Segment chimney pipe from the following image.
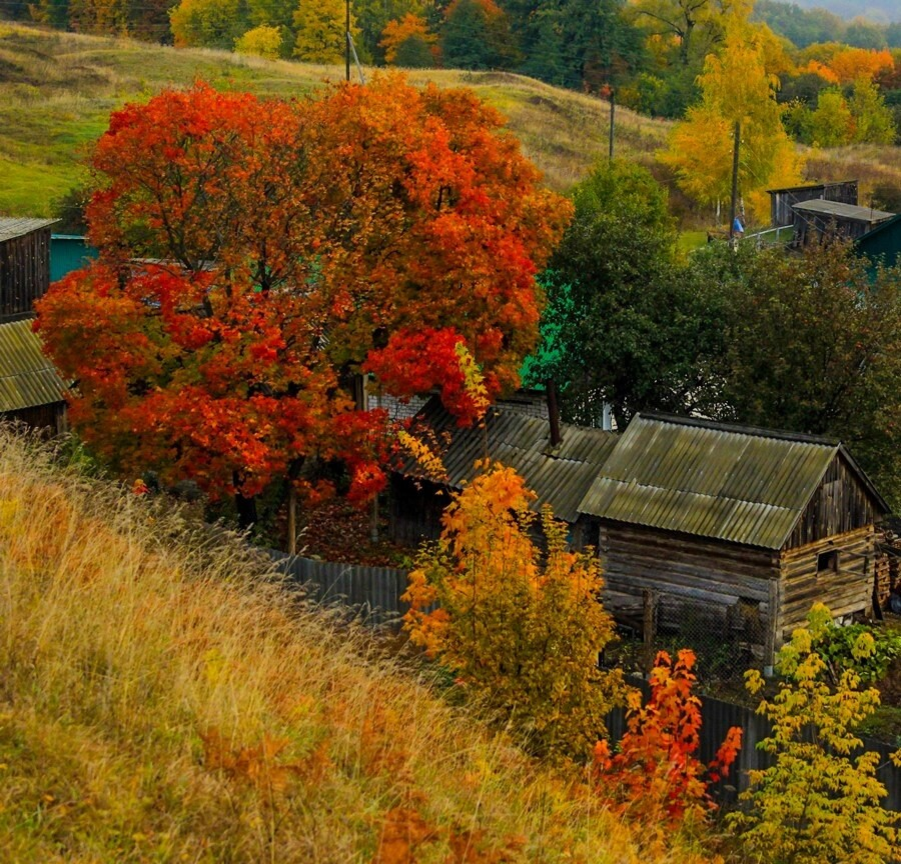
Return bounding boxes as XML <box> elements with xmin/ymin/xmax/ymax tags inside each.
<box><xmin>546</xmin><ymin>379</ymin><xmax>562</xmax><ymax>447</ymax></box>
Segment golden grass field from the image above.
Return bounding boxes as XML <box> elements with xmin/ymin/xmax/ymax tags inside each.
<box><xmin>0</xmin><ymin>428</ymin><xmax>723</xmax><ymax>863</ymax></box>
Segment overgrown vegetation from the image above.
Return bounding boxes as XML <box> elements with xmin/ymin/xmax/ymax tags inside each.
<box><xmin>0</xmin><ymin>427</ymin><xmax>714</xmax><ymax>863</ymax></box>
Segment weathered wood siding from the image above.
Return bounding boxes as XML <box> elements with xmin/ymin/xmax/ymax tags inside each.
<box><xmin>770</xmin><ymin>182</ymin><xmax>858</xmax><ymax>228</ymax></box>
<box><xmin>0</xmin><ymin>228</ymin><xmax>52</xmax><ymax>321</ymax></box>
<box><xmin>596</xmin><ymin>521</ymin><xmax>779</xmax><ymax>635</ymax></box>
<box><xmin>0</xmin><ymin>401</ymin><xmax>66</xmax><ymax>434</ymax></box>
<box><xmin>785</xmin><ymin>455</ymin><xmax>880</xmax><ymax>548</ymax></box>
<box><xmin>779</xmin><ymin>527</ymin><xmax>875</xmax><ymax>636</ymax></box>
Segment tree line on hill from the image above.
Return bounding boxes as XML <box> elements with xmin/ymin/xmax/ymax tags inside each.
<box><xmin>5</xmin><ymin>0</ymin><xmax>901</xmax><ymax>134</ymax></box>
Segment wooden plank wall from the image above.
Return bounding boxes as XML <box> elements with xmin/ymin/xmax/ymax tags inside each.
<box><xmin>779</xmin><ymin>526</ymin><xmax>875</xmax><ymax>636</ymax></box>
<box><xmin>785</xmin><ymin>456</ymin><xmax>880</xmax><ymax>549</ymax></box>
<box><xmin>388</xmin><ymin>474</ymin><xmax>448</xmax><ymax>545</ymax></box>
<box><xmin>0</xmin><ymin>228</ymin><xmax>52</xmax><ymax>321</ymax></box>
<box><xmin>597</xmin><ymin>521</ymin><xmax>779</xmax><ymax>637</ymax></box>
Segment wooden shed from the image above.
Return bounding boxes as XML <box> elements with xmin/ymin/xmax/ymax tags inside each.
<box><xmin>578</xmin><ymin>414</ymin><xmax>890</xmax><ymax>664</ymax></box>
<box><xmin>792</xmin><ymin>199</ymin><xmax>894</xmax><ymax>246</ymax></box>
<box><xmin>768</xmin><ymin>181</ymin><xmax>858</xmax><ymax>228</ymax></box>
<box><xmin>0</xmin><ymin>318</ymin><xmax>69</xmax><ymax>432</ymax></box>
<box><xmin>856</xmin><ymin>213</ymin><xmax>901</xmax><ymax>270</ymax></box>
<box><xmin>389</xmin><ymin>397</ymin><xmax>618</xmax><ymax>545</ymax></box>
<box><xmin>0</xmin><ymin>218</ymin><xmax>58</xmax><ymax>323</ymax></box>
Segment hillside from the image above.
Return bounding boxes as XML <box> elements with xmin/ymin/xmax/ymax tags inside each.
<box><xmin>0</xmin><ymin>22</ymin><xmax>667</xmax><ymax>217</ymax></box>
<box><xmin>1</xmin><ymin>22</ymin><xmax>899</xmax><ymax>224</ymax></box>
<box><xmin>0</xmin><ymin>428</ymin><xmax>717</xmax><ymax>863</ymax></box>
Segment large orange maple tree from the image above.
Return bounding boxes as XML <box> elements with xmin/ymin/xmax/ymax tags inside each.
<box><xmin>37</xmin><ymin>78</ymin><xmax>569</xmax><ymax>522</ymax></box>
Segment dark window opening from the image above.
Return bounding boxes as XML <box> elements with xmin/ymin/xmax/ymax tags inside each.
<box><xmin>817</xmin><ymin>549</ymin><xmax>839</xmax><ymax>574</ymax></box>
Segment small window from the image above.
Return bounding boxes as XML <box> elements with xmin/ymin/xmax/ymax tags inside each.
<box><xmin>817</xmin><ymin>549</ymin><xmax>839</xmax><ymax>574</ymax></box>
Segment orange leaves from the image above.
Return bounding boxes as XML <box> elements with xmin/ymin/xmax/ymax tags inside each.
<box><xmin>592</xmin><ymin>650</ymin><xmax>741</xmax><ymax>839</ymax></box>
<box><xmin>403</xmin><ymin>462</ymin><xmax>622</xmax><ymax>760</ymax></box>
<box><xmin>38</xmin><ymin>77</ymin><xmax>567</xmax><ymax>507</ymax></box>
<box><xmin>200</xmin><ymin>728</ymin><xmax>322</xmax><ymax>795</ymax></box>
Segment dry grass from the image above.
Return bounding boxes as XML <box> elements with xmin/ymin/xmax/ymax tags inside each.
<box><xmin>0</xmin><ymin>22</ymin><xmax>668</xmax><ymax>216</ymax></box>
<box><xmin>0</xmin><ymin>428</ymin><xmax>716</xmax><ymax>863</ymax></box>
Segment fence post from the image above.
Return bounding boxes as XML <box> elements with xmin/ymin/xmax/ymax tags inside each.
<box><xmin>642</xmin><ymin>589</ymin><xmax>658</xmax><ymax>673</ymax></box>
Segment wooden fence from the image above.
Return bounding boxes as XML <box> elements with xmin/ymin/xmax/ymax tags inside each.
<box><xmin>270</xmin><ymin>552</ymin><xmax>411</xmax><ymax>626</ymax></box>
<box><xmin>266</xmin><ymin>553</ymin><xmax>901</xmax><ymax>810</ymax></box>
<box><xmin>609</xmin><ymin>676</ymin><xmax>901</xmax><ymax>811</ymax></box>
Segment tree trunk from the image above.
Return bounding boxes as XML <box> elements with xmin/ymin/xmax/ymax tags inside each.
<box><xmin>234</xmin><ymin>472</ymin><xmax>257</xmax><ymax>531</ymax></box>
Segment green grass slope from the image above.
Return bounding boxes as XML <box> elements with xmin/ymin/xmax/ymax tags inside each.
<box><xmin>0</xmin><ymin>429</ymin><xmax>718</xmax><ymax>863</ymax></box>
<box><xmin>0</xmin><ymin>22</ymin><xmax>668</xmax><ymax>216</ymax></box>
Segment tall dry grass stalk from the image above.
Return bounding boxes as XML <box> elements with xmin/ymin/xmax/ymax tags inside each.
<box><xmin>0</xmin><ymin>428</ymin><xmax>715</xmax><ymax>863</ymax></box>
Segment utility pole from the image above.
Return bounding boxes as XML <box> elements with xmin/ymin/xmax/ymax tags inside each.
<box><xmin>728</xmin><ymin>120</ymin><xmax>741</xmax><ymax>244</ymax></box>
<box><xmin>608</xmin><ymin>87</ymin><xmax>615</xmax><ymax>162</ymax></box>
<box><xmin>345</xmin><ymin>0</ymin><xmax>351</xmax><ymax>83</ymax></box>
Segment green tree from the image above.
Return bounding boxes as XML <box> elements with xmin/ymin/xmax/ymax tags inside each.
<box><xmin>729</xmin><ymin>604</ymin><xmax>901</xmax><ymax>864</ymax></box>
<box><xmin>440</xmin><ymin>0</ymin><xmax>514</xmax><ymax>70</ymax></box>
<box><xmin>808</xmin><ymin>88</ymin><xmax>853</xmax><ymax>146</ymax></box>
<box><xmin>170</xmin><ymin>0</ymin><xmax>247</xmax><ymax>48</ymax></box>
<box><xmin>294</xmin><ymin>0</ymin><xmax>353</xmax><ymax>62</ymax></box>
<box><xmin>850</xmin><ymin>76</ymin><xmax>897</xmax><ymax>144</ymax></box>
<box><xmin>689</xmin><ymin>240</ymin><xmax>901</xmax><ymax>508</ymax></box>
<box><xmin>524</xmin><ymin>160</ymin><xmax>714</xmax><ymax>430</ymax></box>
<box><xmin>403</xmin><ymin>462</ymin><xmax>624</xmax><ymax>761</ymax></box>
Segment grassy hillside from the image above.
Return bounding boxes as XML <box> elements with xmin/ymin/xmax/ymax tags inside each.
<box><xmin>0</xmin><ymin>22</ymin><xmax>667</xmax><ymax>217</ymax></box>
<box><xmin>0</xmin><ymin>428</ymin><xmax>716</xmax><ymax>863</ymax></box>
<box><xmin>1</xmin><ymin>22</ymin><xmax>898</xmax><ymax>224</ymax></box>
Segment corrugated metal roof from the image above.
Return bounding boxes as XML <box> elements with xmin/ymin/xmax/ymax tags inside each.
<box><xmin>0</xmin><ymin>218</ymin><xmax>59</xmax><ymax>243</ymax></box>
<box><xmin>401</xmin><ymin>397</ymin><xmax>618</xmax><ymax>523</ymax></box>
<box><xmin>793</xmin><ymin>200</ymin><xmax>894</xmax><ymax>223</ymax></box>
<box><xmin>578</xmin><ymin>414</ymin><xmax>847</xmax><ymax>549</ymax></box>
<box><xmin>0</xmin><ymin>318</ymin><xmax>69</xmax><ymax>412</ymax></box>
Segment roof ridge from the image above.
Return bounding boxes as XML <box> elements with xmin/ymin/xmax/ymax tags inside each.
<box><xmin>634</xmin><ymin>411</ymin><xmax>840</xmax><ymax>447</ymax></box>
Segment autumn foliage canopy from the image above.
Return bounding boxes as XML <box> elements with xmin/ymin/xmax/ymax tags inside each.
<box><xmin>37</xmin><ymin>78</ymin><xmax>569</xmax><ymax>503</ymax></box>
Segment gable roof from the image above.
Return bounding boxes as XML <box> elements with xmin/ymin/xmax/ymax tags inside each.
<box><xmin>0</xmin><ymin>218</ymin><xmax>59</xmax><ymax>243</ymax></box>
<box><xmin>0</xmin><ymin>319</ymin><xmax>69</xmax><ymax>413</ymax></box>
<box><xmin>578</xmin><ymin>413</ymin><xmax>888</xmax><ymax>549</ymax></box>
<box><xmin>401</xmin><ymin>397</ymin><xmax>618</xmax><ymax>523</ymax></box>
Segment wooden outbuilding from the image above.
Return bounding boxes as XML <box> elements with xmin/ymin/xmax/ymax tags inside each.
<box><xmin>392</xmin><ymin>406</ymin><xmax>890</xmax><ymax>664</ymax></box>
<box><xmin>0</xmin><ymin>318</ymin><xmax>69</xmax><ymax>432</ymax></box>
<box><xmin>856</xmin><ymin>213</ymin><xmax>901</xmax><ymax>270</ymax></box>
<box><xmin>792</xmin><ymin>199</ymin><xmax>894</xmax><ymax>246</ymax></box>
<box><xmin>389</xmin><ymin>396</ymin><xmax>617</xmax><ymax>545</ymax></box>
<box><xmin>0</xmin><ymin>218</ymin><xmax>58</xmax><ymax>323</ymax></box>
<box><xmin>578</xmin><ymin>414</ymin><xmax>889</xmax><ymax>664</ymax></box>
<box><xmin>768</xmin><ymin>181</ymin><xmax>858</xmax><ymax>228</ymax></box>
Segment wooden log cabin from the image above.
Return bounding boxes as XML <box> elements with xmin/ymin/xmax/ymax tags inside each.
<box><xmin>0</xmin><ymin>218</ymin><xmax>69</xmax><ymax>432</ymax></box>
<box><xmin>389</xmin><ymin>396</ymin><xmax>618</xmax><ymax>545</ymax></box>
<box><xmin>578</xmin><ymin>414</ymin><xmax>890</xmax><ymax>664</ymax></box>
<box><xmin>0</xmin><ymin>218</ymin><xmax>57</xmax><ymax>322</ymax></box>
<box><xmin>392</xmin><ymin>405</ymin><xmax>890</xmax><ymax>664</ymax></box>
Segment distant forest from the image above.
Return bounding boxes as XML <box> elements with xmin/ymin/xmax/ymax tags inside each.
<box><xmin>2</xmin><ymin>0</ymin><xmax>900</xmax><ymax>135</ymax></box>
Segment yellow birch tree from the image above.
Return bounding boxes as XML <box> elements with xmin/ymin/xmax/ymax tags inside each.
<box><xmin>659</xmin><ymin>11</ymin><xmax>803</xmax><ymax>223</ymax></box>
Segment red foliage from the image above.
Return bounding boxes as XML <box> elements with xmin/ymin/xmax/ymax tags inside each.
<box><xmin>36</xmin><ymin>78</ymin><xmax>570</xmax><ymax>503</ymax></box>
<box><xmin>592</xmin><ymin>650</ymin><xmax>742</xmax><ymax>832</ymax></box>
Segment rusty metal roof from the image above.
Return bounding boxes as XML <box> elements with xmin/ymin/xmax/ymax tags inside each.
<box><xmin>0</xmin><ymin>218</ymin><xmax>59</xmax><ymax>243</ymax></box>
<box><xmin>577</xmin><ymin>413</ymin><xmax>884</xmax><ymax>549</ymax></box>
<box><xmin>0</xmin><ymin>319</ymin><xmax>69</xmax><ymax>413</ymax></box>
<box><xmin>402</xmin><ymin>397</ymin><xmax>618</xmax><ymax>523</ymax></box>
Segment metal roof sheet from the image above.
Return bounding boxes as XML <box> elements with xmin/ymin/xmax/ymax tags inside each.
<box><xmin>0</xmin><ymin>319</ymin><xmax>69</xmax><ymax>412</ymax></box>
<box><xmin>0</xmin><ymin>218</ymin><xmax>59</xmax><ymax>243</ymax></box>
<box><xmin>792</xmin><ymin>200</ymin><xmax>894</xmax><ymax>223</ymax></box>
<box><xmin>401</xmin><ymin>397</ymin><xmax>618</xmax><ymax>523</ymax></box>
<box><xmin>577</xmin><ymin>414</ymin><xmax>848</xmax><ymax>549</ymax></box>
